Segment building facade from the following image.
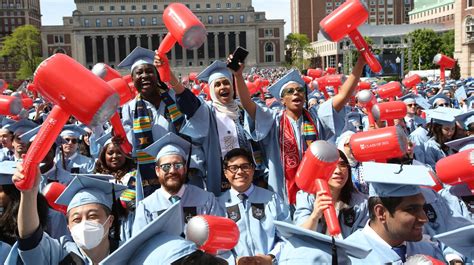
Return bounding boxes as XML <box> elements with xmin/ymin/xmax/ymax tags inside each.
<box><xmin>408</xmin><ymin>0</ymin><xmax>454</xmax><ymax>29</ymax></box>
<box><xmin>291</xmin><ymin>0</ymin><xmax>414</xmax><ymax>42</ymax></box>
<box><xmin>0</xmin><ymin>0</ymin><xmax>41</xmax><ymax>84</ymax></box>
<box><xmin>41</xmin><ymin>0</ymin><xmax>285</xmax><ymax>76</ymax></box>
<box><xmin>454</xmin><ymin>0</ymin><xmax>474</xmax><ymax>77</ymax></box>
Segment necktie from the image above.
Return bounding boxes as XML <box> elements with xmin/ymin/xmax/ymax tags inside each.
<box><xmin>169</xmin><ymin>195</ymin><xmax>181</xmax><ymax>204</ymax></box>
<box><xmin>409</xmin><ymin>119</ymin><xmax>415</xmax><ymax>133</ymax></box>
<box><xmin>392</xmin><ymin>245</ymin><xmax>407</xmax><ymax>262</ymax></box>
<box><xmin>237</xmin><ymin>193</ymin><xmax>248</xmax><ymax>208</ymax></box>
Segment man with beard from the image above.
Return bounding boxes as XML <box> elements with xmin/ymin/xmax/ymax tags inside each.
<box><xmin>131</xmin><ymin>133</ymin><xmax>224</xmax><ymax>236</ymax></box>
<box><xmin>345</xmin><ymin>162</ymin><xmax>445</xmax><ymax>263</ymax></box>
<box><xmin>118</xmin><ymin>47</ymin><xmax>185</xmax><ymax>198</ymax></box>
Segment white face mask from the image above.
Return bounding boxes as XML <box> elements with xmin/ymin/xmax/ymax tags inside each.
<box><xmin>70</xmin><ymin>216</ymin><xmax>110</xmax><ymax>250</ymax></box>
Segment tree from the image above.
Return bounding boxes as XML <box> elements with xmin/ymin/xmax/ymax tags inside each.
<box><xmin>284</xmin><ymin>33</ymin><xmax>313</xmax><ymax>70</ymax></box>
<box><xmin>450</xmin><ymin>60</ymin><xmax>461</xmax><ymax>80</ymax></box>
<box><xmin>439</xmin><ymin>30</ymin><xmax>454</xmax><ymax>57</ymax></box>
<box><xmin>408</xmin><ymin>29</ymin><xmax>441</xmax><ymax>70</ymax></box>
<box><xmin>0</xmin><ymin>25</ymin><xmax>43</xmax><ymax>80</ymax></box>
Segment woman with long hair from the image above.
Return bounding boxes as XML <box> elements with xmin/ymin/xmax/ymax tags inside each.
<box><xmin>424</xmin><ymin>109</ymin><xmax>457</xmax><ymax>170</ymax></box>
<box><xmin>293</xmin><ymin>150</ymin><xmax>368</xmax><ymax>238</ymax></box>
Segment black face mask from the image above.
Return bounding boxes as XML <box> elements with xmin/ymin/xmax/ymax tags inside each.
<box><xmin>0</xmin><ymin>206</ymin><xmax>4</xmax><ymax>217</ymax></box>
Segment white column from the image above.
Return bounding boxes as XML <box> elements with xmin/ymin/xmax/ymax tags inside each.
<box><xmin>224</xmin><ymin>32</ymin><xmax>229</xmax><ymax>57</ymax></box>
<box><xmin>236</xmin><ymin>32</ymin><xmax>240</xmax><ymax>47</ymax></box>
<box><xmin>92</xmin><ymin>36</ymin><xmax>98</xmax><ymax>64</ymax></box>
<box><xmin>113</xmin><ymin>35</ymin><xmax>119</xmax><ymax>63</ymax></box>
<box><xmin>125</xmin><ymin>35</ymin><xmax>130</xmax><ymax>54</ymax></box>
<box><xmin>147</xmin><ymin>34</ymin><xmax>152</xmax><ymax>50</ymax></box>
<box><xmin>204</xmin><ymin>38</ymin><xmax>209</xmax><ymax>65</ymax></box>
<box><xmin>136</xmin><ymin>35</ymin><xmax>141</xmax><ymax>47</ymax></box>
<box><xmin>103</xmin><ymin>36</ymin><xmax>108</xmax><ymax>63</ymax></box>
<box><xmin>214</xmin><ymin>32</ymin><xmax>219</xmax><ymax>59</ymax></box>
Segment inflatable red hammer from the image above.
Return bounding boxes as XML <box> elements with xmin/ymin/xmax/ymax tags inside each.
<box><xmin>186</xmin><ymin>215</ymin><xmax>239</xmax><ymax>255</ymax></box>
<box><xmin>296</xmin><ymin>140</ymin><xmax>341</xmax><ymax>236</ymax></box>
<box><xmin>357</xmin><ymin>89</ymin><xmax>377</xmax><ymax>127</ymax></box>
<box><xmin>436</xmin><ymin>149</ymin><xmax>474</xmax><ymax>189</ymax></box>
<box><xmin>315</xmin><ymin>74</ymin><xmax>346</xmax><ymax>98</ymax></box>
<box><xmin>377</xmin><ymin>81</ymin><xmax>404</xmax><ymax>100</ymax></box>
<box><xmin>16</xmin><ymin>54</ymin><xmax>119</xmax><ymax>190</ymax></box>
<box><xmin>433</xmin><ymin>54</ymin><xmax>455</xmax><ymax>83</ymax></box>
<box><xmin>320</xmin><ymin>0</ymin><xmax>382</xmax><ymax>73</ymax></box>
<box><xmin>307</xmin><ymin>68</ymin><xmax>323</xmax><ymax>79</ymax></box>
<box><xmin>402</xmin><ymin>74</ymin><xmax>421</xmax><ymax>95</ymax></box>
<box><xmin>157</xmin><ymin>3</ymin><xmax>207</xmax><ymax>82</ymax></box>
<box><xmin>350</xmin><ymin>125</ymin><xmax>408</xmax><ymax>163</ymax></box>
<box><xmin>0</xmin><ymin>95</ymin><xmax>22</xmax><ymax>116</ymax></box>
<box><xmin>325</xmin><ymin>67</ymin><xmax>337</xmax><ymax>75</ymax></box>
<box><xmin>42</xmin><ymin>182</ymin><xmax>68</xmax><ymax>215</ymax></box>
<box><xmin>371</xmin><ymin>101</ymin><xmax>407</xmax><ymax>126</ymax></box>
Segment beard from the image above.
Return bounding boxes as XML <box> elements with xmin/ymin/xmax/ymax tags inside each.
<box><xmin>159</xmin><ymin>173</ymin><xmax>185</xmax><ymax>194</ymax></box>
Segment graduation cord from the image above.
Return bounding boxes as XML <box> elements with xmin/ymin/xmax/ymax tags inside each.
<box><xmin>331</xmin><ymin>236</ymin><xmax>338</xmax><ymax>265</ymax></box>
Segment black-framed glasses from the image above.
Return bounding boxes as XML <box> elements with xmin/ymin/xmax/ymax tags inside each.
<box><xmin>406</xmin><ymin>104</ymin><xmax>416</xmax><ymax>107</ymax></box>
<box><xmin>63</xmin><ymin>138</ymin><xmax>78</xmax><ymax>144</ymax></box>
<box><xmin>436</xmin><ymin>103</ymin><xmax>449</xmax><ymax>107</ymax></box>
<box><xmin>225</xmin><ymin>163</ymin><xmax>254</xmax><ymax>173</ymax></box>
<box><xmin>158</xmin><ymin>162</ymin><xmax>185</xmax><ymax>172</ymax></box>
<box><xmin>282</xmin><ymin>86</ymin><xmax>305</xmax><ymax>96</ymax></box>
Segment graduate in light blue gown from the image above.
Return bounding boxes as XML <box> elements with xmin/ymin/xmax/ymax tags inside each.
<box><xmin>218</xmin><ymin>148</ymin><xmax>290</xmax><ymax>264</ymax></box>
<box><xmin>294</xmin><ymin>150</ymin><xmax>368</xmax><ymax>238</ymax></box>
<box><xmin>455</xmin><ymin>110</ymin><xmax>474</xmax><ymax>138</ymax></box>
<box><xmin>434</xmin><ymin>224</ymin><xmax>474</xmax><ymax>264</ymax></box>
<box><xmin>54</xmin><ymin>125</ymin><xmax>95</xmax><ymax>174</ymax></box>
<box><xmin>132</xmin><ymin>132</ymin><xmax>224</xmax><ymax>237</ymax></box>
<box><xmin>6</xmin><ymin>173</ymin><xmax>126</xmax><ymax>265</ymax></box>
<box><xmin>274</xmin><ymin>221</ymin><xmax>372</xmax><ymax>264</ymax></box>
<box><xmin>345</xmin><ymin>162</ymin><xmax>445</xmax><ymax>264</ymax></box>
<box><xmin>235</xmin><ymin>56</ymin><xmax>367</xmax><ymax>204</ymax></box>
<box><xmin>0</xmin><ymin>241</ymin><xmax>11</xmax><ymax>265</ymax></box>
<box><xmin>0</xmin><ymin>119</ymin><xmax>15</xmax><ymax>162</ymax></box>
<box><xmin>423</xmin><ymin>108</ymin><xmax>461</xmax><ymax>170</ymax></box>
<box><xmin>1</xmin><ymin>119</ymin><xmax>37</xmax><ymax>162</ymax></box>
<box><xmin>400</xmin><ymin>93</ymin><xmax>427</xmax><ymax>135</ymax></box>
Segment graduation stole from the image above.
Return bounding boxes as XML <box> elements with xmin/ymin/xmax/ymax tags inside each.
<box><xmin>160</xmin><ymin>90</ymin><xmax>184</xmax><ymax>132</ymax></box>
<box><xmin>133</xmin><ymin>95</ymin><xmax>156</xmax><ymax>182</ymax></box>
<box><xmin>279</xmin><ymin>109</ymin><xmax>318</xmax><ymax>204</ymax></box>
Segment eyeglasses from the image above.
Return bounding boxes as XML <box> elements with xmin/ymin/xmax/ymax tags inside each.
<box><xmin>63</xmin><ymin>138</ymin><xmax>78</xmax><ymax>144</ymax></box>
<box><xmin>225</xmin><ymin>163</ymin><xmax>254</xmax><ymax>173</ymax></box>
<box><xmin>282</xmin><ymin>86</ymin><xmax>305</xmax><ymax>96</ymax></box>
<box><xmin>406</xmin><ymin>104</ymin><xmax>416</xmax><ymax>107</ymax></box>
<box><xmin>158</xmin><ymin>162</ymin><xmax>185</xmax><ymax>172</ymax></box>
<box><xmin>436</xmin><ymin>103</ymin><xmax>449</xmax><ymax>107</ymax></box>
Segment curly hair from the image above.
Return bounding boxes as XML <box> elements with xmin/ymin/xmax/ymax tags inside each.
<box><xmin>94</xmin><ymin>140</ymin><xmax>136</xmax><ymax>183</ymax></box>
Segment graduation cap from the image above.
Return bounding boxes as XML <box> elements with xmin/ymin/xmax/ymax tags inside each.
<box><xmin>433</xmin><ymin>224</ymin><xmax>474</xmax><ymax>259</ymax></box>
<box><xmin>1</xmin><ymin>117</ymin><xmax>16</xmax><ymax>130</ymax></box>
<box><xmin>100</xmin><ymin>203</ymin><xmax>197</xmax><ymax>265</ymax></box>
<box><xmin>96</xmin><ymin>131</ymin><xmax>113</xmax><ymax>148</ymax></box>
<box><xmin>274</xmin><ymin>221</ymin><xmax>372</xmax><ymax>260</ymax></box>
<box><xmin>362</xmin><ymin>162</ymin><xmax>435</xmax><ymax>198</ymax></box>
<box><xmin>267</xmin><ymin>69</ymin><xmax>305</xmax><ymax>100</ymax></box>
<box><xmin>414</xmin><ymin>95</ymin><xmax>431</xmax><ymax>110</ymax></box>
<box><xmin>8</xmin><ymin>119</ymin><xmax>37</xmax><ymax>136</ymax></box>
<box><xmin>59</xmin><ymin>124</ymin><xmax>87</xmax><ymax>139</ymax></box>
<box><xmin>466</xmin><ymin>95</ymin><xmax>474</xmax><ymax>110</ymax></box>
<box><xmin>399</xmin><ymin>93</ymin><xmax>416</xmax><ymax>104</ymax></box>
<box><xmin>445</xmin><ymin>136</ymin><xmax>474</xmax><ymax>152</ymax></box>
<box><xmin>196</xmin><ymin>61</ymin><xmax>232</xmax><ymax>85</ymax></box>
<box><xmin>117</xmin><ymin>46</ymin><xmax>155</xmax><ymax>72</ymax></box>
<box><xmin>423</xmin><ymin>107</ymin><xmax>457</xmax><ymax>126</ymax></box>
<box><xmin>143</xmin><ymin>132</ymin><xmax>191</xmax><ymax>162</ymax></box>
<box><xmin>428</xmin><ymin>93</ymin><xmax>451</xmax><ymax>107</ymax></box>
<box><xmin>455</xmin><ymin>110</ymin><xmax>474</xmax><ymax>130</ymax></box>
<box><xmin>55</xmin><ymin>174</ymin><xmax>126</xmax><ymax>212</ymax></box>
<box><xmin>0</xmin><ymin>160</ymin><xmax>16</xmax><ymax>185</ymax></box>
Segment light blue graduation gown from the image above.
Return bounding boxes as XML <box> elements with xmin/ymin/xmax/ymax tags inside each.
<box><xmin>293</xmin><ymin>190</ymin><xmax>368</xmax><ymax>238</ymax></box>
<box><xmin>409</xmin><ymin>127</ymin><xmax>429</xmax><ymax>164</ymax></box>
<box><xmin>0</xmin><ymin>241</ymin><xmax>11</xmax><ymax>265</ymax></box>
<box><xmin>46</xmin><ymin>209</ymin><xmax>69</xmax><ymax>240</ymax></box>
<box><xmin>218</xmin><ymin>185</ymin><xmax>291</xmax><ymax>258</ymax></box>
<box><xmin>424</xmin><ymin>138</ymin><xmax>454</xmax><ymax>170</ymax></box>
<box><xmin>345</xmin><ymin>225</ymin><xmax>444</xmax><ymax>264</ymax></box>
<box><xmin>243</xmin><ymin>99</ymin><xmax>345</xmax><ymax>203</ymax></box>
<box><xmin>132</xmin><ymin>184</ymin><xmax>225</xmax><ymax>236</ymax></box>
<box><xmin>438</xmin><ymin>185</ymin><xmax>474</xmax><ymax>223</ymax></box>
<box><xmin>39</xmin><ymin>164</ymin><xmax>74</xmax><ymax>191</ymax></box>
<box><xmin>0</xmin><ymin>147</ymin><xmax>14</xmax><ymax>162</ymax></box>
<box><xmin>53</xmin><ymin>151</ymin><xmax>95</xmax><ymax>174</ymax></box>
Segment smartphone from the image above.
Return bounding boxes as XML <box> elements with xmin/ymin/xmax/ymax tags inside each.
<box><xmin>227</xmin><ymin>46</ymin><xmax>249</xmax><ymax>71</ymax></box>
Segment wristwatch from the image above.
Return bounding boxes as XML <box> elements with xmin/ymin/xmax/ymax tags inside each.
<box><xmin>268</xmin><ymin>254</ymin><xmax>277</xmax><ymax>265</ymax></box>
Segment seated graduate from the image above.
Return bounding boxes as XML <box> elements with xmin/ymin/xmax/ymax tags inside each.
<box><xmin>272</xmin><ymin>220</ymin><xmax>371</xmax><ymax>264</ymax></box>
<box><xmin>344</xmin><ymin>162</ymin><xmax>445</xmax><ymax>263</ymax></box>
<box><xmin>218</xmin><ymin>148</ymin><xmax>290</xmax><ymax>264</ymax></box>
<box><xmin>293</xmin><ymin>149</ymin><xmax>368</xmax><ymax>239</ymax></box>
<box><xmin>54</xmin><ymin>125</ymin><xmax>95</xmax><ymax>174</ymax></box>
<box><xmin>132</xmin><ymin>132</ymin><xmax>224</xmax><ymax>236</ymax></box>
<box><xmin>101</xmin><ymin>203</ymin><xmax>227</xmax><ymax>265</ymax></box>
<box><xmin>8</xmin><ymin>170</ymin><xmax>126</xmax><ymax>265</ymax></box>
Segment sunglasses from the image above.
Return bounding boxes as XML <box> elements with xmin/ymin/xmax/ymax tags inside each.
<box><xmin>406</xmin><ymin>104</ymin><xmax>417</xmax><ymax>107</ymax></box>
<box><xmin>63</xmin><ymin>138</ymin><xmax>78</xmax><ymax>144</ymax></box>
<box><xmin>436</xmin><ymin>103</ymin><xmax>449</xmax><ymax>107</ymax></box>
<box><xmin>158</xmin><ymin>162</ymin><xmax>185</xmax><ymax>172</ymax></box>
<box><xmin>225</xmin><ymin>163</ymin><xmax>254</xmax><ymax>173</ymax></box>
<box><xmin>282</xmin><ymin>86</ymin><xmax>305</xmax><ymax>96</ymax></box>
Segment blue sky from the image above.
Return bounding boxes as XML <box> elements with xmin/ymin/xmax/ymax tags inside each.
<box><xmin>39</xmin><ymin>0</ymin><xmax>292</xmax><ymax>36</ymax></box>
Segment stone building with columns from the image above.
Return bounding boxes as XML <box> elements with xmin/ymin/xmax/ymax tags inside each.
<box><xmin>40</xmin><ymin>0</ymin><xmax>285</xmax><ymax>76</ymax></box>
<box><xmin>454</xmin><ymin>0</ymin><xmax>474</xmax><ymax>77</ymax></box>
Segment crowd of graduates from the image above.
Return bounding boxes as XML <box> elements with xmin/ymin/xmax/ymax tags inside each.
<box><xmin>0</xmin><ymin>45</ymin><xmax>472</xmax><ymax>265</ymax></box>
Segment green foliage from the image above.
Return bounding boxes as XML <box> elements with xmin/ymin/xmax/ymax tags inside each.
<box><xmin>408</xmin><ymin>29</ymin><xmax>440</xmax><ymax>70</ymax></box>
<box><xmin>285</xmin><ymin>33</ymin><xmax>313</xmax><ymax>70</ymax></box>
<box><xmin>450</xmin><ymin>60</ymin><xmax>461</xmax><ymax>80</ymax></box>
<box><xmin>439</xmin><ymin>30</ymin><xmax>454</xmax><ymax>57</ymax></box>
<box><xmin>0</xmin><ymin>25</ymin><xmax>42</xmax><ymax>80</ymax></box>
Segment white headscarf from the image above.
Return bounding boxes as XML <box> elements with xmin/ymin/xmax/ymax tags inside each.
<box><xmin>209</xmin><ymin>78</ymin><xmax>240</xmax><ymax>121</ymax></box>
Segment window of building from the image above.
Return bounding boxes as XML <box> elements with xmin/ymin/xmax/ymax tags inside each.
<box><xmin>208</xmin><ymin>16</ymin><xmax>213</xmax><ymax>24</ymax></box>
<box><xmin>96</xmin><ymin>19</ymin><xmax>101</xmax><ymax>27</ymax></box>
<box><xmin>121</xmin><ymin>5</ymin><xmax>125</xmax><ymax>11</ymax></box>
<box><xmin>236</xmin><ymin>3</ymin><xmax>241</xmax><ymax>8</ymax></box>
<box><xmin>186</xmin><ymin>4</ymin><xmax>190</xmax><ymax>8</ymax></box>
<box><xmin>466</xmin><ymin>16</ymin><xmax>474</xmax><ymax>40</ymax></box>
<box><xmin>226</xmin><ymin>3</ymin><xmax>231</xmax><ymax>8</ymax></box>
<box><xmin>218</xmin><ymin>15</ymin><xmax>224</xmax><ymax>24</ymax></box>
<box><xmin>229</xmin><ymin>15</ymin><xmax>234</xmax><ymax>23</ymax></box>
<box><xmin>84</xmin><ymin>19</ymin><xmax>90</xmax><ymax>27</ymax></box>
<box><xmin>196</xmin><ymin>4</ymin><xmax>201</xmax><ymax>9</ymax></box>
<box><xmin>206</xmin><ymin>3</ymin><xmax>211</xmax><ymax>9</ymax></box>
<box><xmin>239</xmin><ymin>15</ymin><xmax>245</xmax><ymax>23</ymax></box>
<box><xmin>129</xmin><ymin>18</ymin><xmax>135</xmax><ymax>26</ymax></box>
<box><xmin>110</xmin><ymin>6</ymin><xmax>115</xmax><ymax>11</ymax></box>
<box><xmin>99</xmin><ymin>6</ymin><xmax>104</xmax><ymax>12</ymax></box>
<box><xmin>216</xmin><ymin>3</ymin><xmax>221</xmax><ymax>9</ymax></box>
<box><xmin>142</xmin><ymin>5</ymin><xmax>147</xmax><ymax>10</ymax></box>
<box><xmin>264</xmin><ymin>29</ymin><xmax>273</xmax><ymax>37</ymax></box>
<box><xmin>118</xmin><ymin>18</ymin><xmax>123</xmax><ymax>26</ymax></box>
<box><xmin>153</xmin><ymin>5</ymin><xmax>158</xmax><ymax>10</ymax></box>
<box><xmin>88</xmin><ymin>6</ymin><xmax>93</xmax><ymax>12</ymax></box>
<box><xmin>131</xmin><ymin>5</ymin><xmax>136</xmax><ymax>11</ymax></box>
<box><xmin>107</xmin><ymin>18</ymin><xmax>112</xmax><ymax>27</ymax></box>
<box><xmin>141</xmin><ymin>17</ymin><xmax>146</xmax><ymax>26</ymax></box>
<box><xmin>152</xmin><ymin>17</ymin><xmax>157</xmax><ymax>25</ymax></box>
<box><xmin>469</xmin><ymin>0</ymin><xmax>474</xmax><ymax>8</ymax></box>
<box><xmin>54</xmin><ymin>35</ymin><xmax>64</xmax><ymax>44</ymax></box>
<box><xmin>264</xmin><ymin>42</ymin><xmax>275</xmax><ymax>63</ymax></box>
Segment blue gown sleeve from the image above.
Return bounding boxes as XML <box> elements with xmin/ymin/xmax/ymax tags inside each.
<box><xmin>0</xmin><ymin>241</ymin><xmax>11</xmax><ymax>265</ymax></box>
<box><xmin>131</xmin><ymin>201</ymin><xmax>151</xmax><ymax>237</ymax></box>
<box><xmin>293</xmin><ymin>191</ymin><xmax>314</xmax><ymax>226</ymax></box>
<box><xmin>314</xmin><ymin>98</ymin><xmax>347</xmax><ymax>143</ymax></box>
<box><xmin>243</xmin><ymin>104</ymin><xmax>278</xmax><ymax>142</ymax></box>
<box><xmin>16</xmin><ymin>227</ymin><xmax>66</xmax><ymax>265</ymax></box>
<box><xmin>424</xmin><ymin>140</ymin><xmax>444</xmax><ymax>170</ymax></box>
<box><xmin>176</xmin><ymin>89</ymin><xmax>202</xmax><ymax>118</ymax></box>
